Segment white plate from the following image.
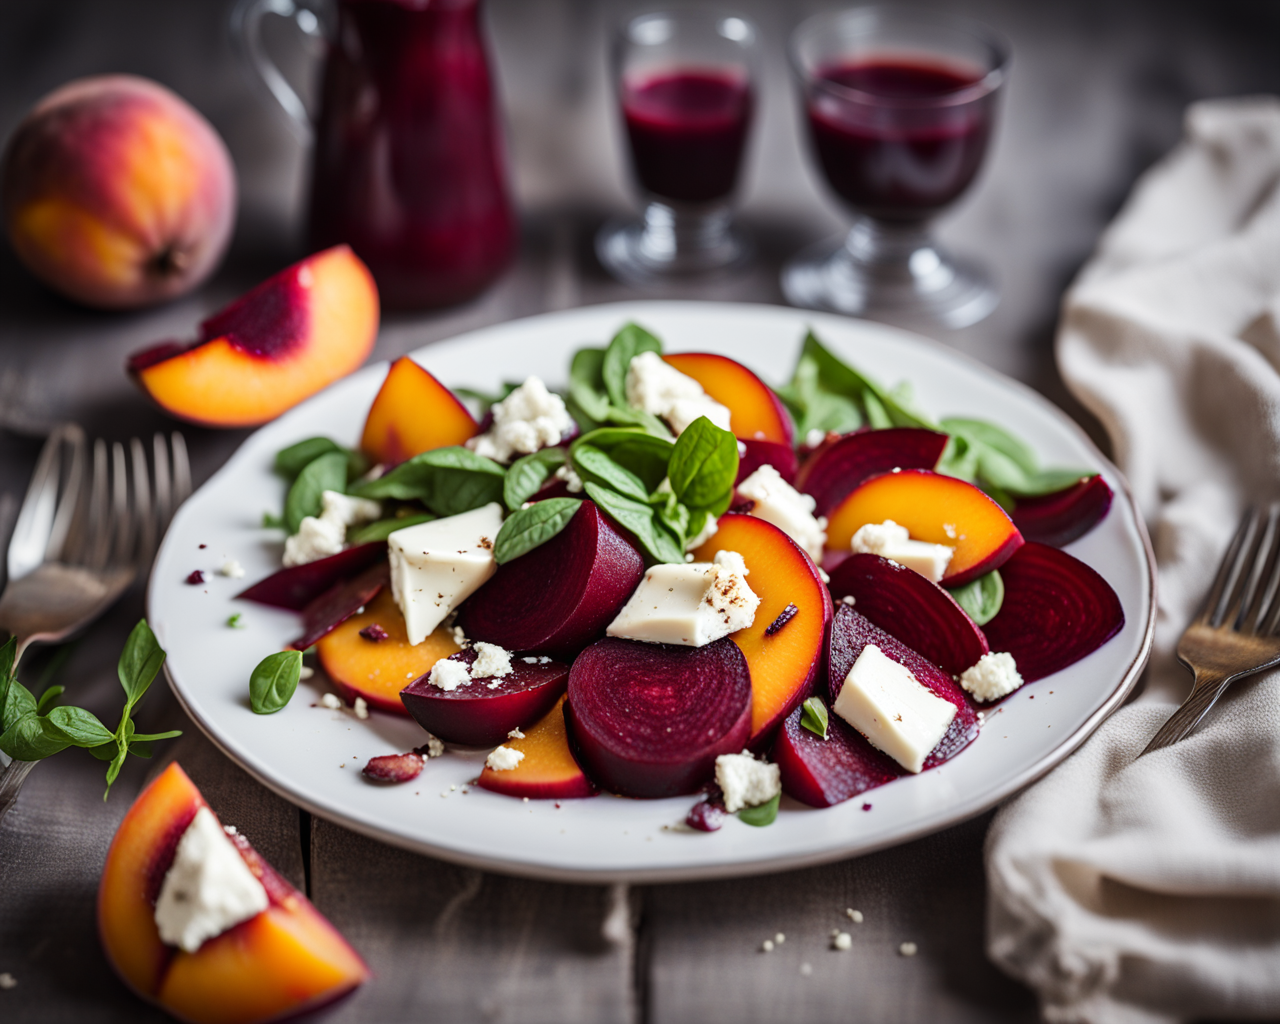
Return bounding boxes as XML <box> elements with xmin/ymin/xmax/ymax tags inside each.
<box><xmin>149</xmin><ymin>301</ymin><xmax>1155</xmax><ymax>883</ymax></box>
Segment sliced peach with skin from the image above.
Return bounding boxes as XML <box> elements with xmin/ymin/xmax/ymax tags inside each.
<box><xmin>477</xmin><ymin>695</ymin><xmax>598</xmax><ymax>799</ymax></box>
<box><xmin>129</xmin><ymin>245</ymin><xmax>379</xmax><ymax>427</ymax></box>
<box><xmin>663</xmin><ymin>352</ymin><xmax>794</xmax><ymax>445</ymax></box>
<box><xmin>316</xmin><ymin>587</ymin><xmax>459</xmax><ymax>715</ymax></box>
<box><xmin>825</xmin><ymin>469</ymin><xmax>1023</xmax><ymax>588</ymax></box>
<box><xmin>692</xmin><ymin>512</ymin><xmax>833</xmax><ymax>747</ymax></box>
<box><xmin>98</xmin><ymin>763</ymin><xmax>368</xmax><ymax>1024</ymax></box>
<box><xmin>361</xmin><ymin>355</ymin><xmax>478</xmax><ymax>466</ymax></box>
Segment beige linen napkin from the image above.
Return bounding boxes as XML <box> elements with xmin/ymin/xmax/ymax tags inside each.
<box><xmin>985</xmin><ymin>97</ymin><xmax>1280</xmax><ymax>1024</ymax></box>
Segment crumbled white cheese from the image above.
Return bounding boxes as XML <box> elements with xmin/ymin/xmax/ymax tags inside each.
<box><xmin>154</xmin><ymin>807</ymin><xmax>269</xmax><ymax>953</ymax></box>
<box><xmin>299</xmin><ymin>666</ymin><xmax>314</xmax><ymax>680</ymax></box>
<box><xmin>761</xmin><ymin>939</ymin><xmax>775</xmax><ymax>953</ymax></box>
<box><xmin>321</xmin><ymin>693</ymin><xmax>342</xmax><ymax>709</ymax></box>
<box><xmin>451</xmin><ymin>625</ymin><xmax>469</xmax><ymax>648</ymax></box>
<box><xmin>713</xmin><ymin>549</ymin><xmax>749</xmax><ymax>577</ymax></box>
<box><xmin>804</xmin><ymin>428</ymin><xmax>826</xmax><ymax>449</ymax></box>
<box><xmin>833</xmin><ymin>645</ymin><xmax>957</xmax><ymax>774</ymax></box>
<box><xmin>219</xmin><ymin>559</ymin><xmax>245</xmax><ymax>579</ymax></box>
<box><xmin>471</xmin><ymin>642</ymin><xmax>513</xmax><ymax>679</ymax></box>
<box><xmin>714</xmin><ymin>751</ymin><xmax>781</xmax><ymax>813</ymax></box>
<box><xmin>282</xmin><ymin>489</ymin><xmax>382</xmax><ymax>567</ymax></box>
<box><xmin>833</xmin><ymin>932</ymin><xmax>853</xmax><ymax>951</ymax></box>
<box><xmin>554</xmin><ymin>463</ymin><xmax>584</xmax><ymax>493</ymax></box>
<box><xmin>624</xmin><ymin>351</ymin><xmax>732</xmax><ymax>436</ymax></box>
<box><xmin>685</xmin><ymin>513</ymin><xmax>720</xmax><ymax>552</ymax></box>
<box><xmin>899</xmin><ymin>942</ymin><xmax>918</xmax><ymax>957</ymax></box>
<box><xmin>847</xmin><ymin>909</ymin><xmax>864</xmax><ymax>923</ymax></box>
<box><xmin>775</xmin><ymin>932</ymin><xmax>786</xmax><ymax>944</ymax></box>
<box><xmin>466</xmin><ymin>376</ymin><xmax>574</xmax><ymax>463</ymax></box>
<box><xmin>736</xmin><ymin>464</ymin><xmax>827</xmax><ymax>562</ymax></box>
<box><xmin>959</xmin><ymin>651</ymin><xmax>1023</xmax><ymax>702</ymax></box>
<box><xmin>607</xmin><ymin>551</ymin><xmax>759</xmax><ymax>646</ymax></box>
<box><xmin>508</xmin><ymin>727</ymin><xmax>526</xmax><ymax>740</ymax></box>
<box><xmin>420</xmin><ymin>732</ymin><xmax>445</xmax><ymax>758</ymax></box>
<box><xmin>849</xmin><ymin>520</ymin><xmax>953</xmax><ymax>582</ymax></box>
<box><xmin>428</xmin><ymin>658</ymin><xmax>472</xmax><ymax>692</ymax></box>
<box><xmin>486</xmin><ymin>745</ymin><xmax>525</xmax><ymax>771</ymax></box>
<box><xmin>321</xmin><ymin>490</ymin><xmax>383</xmax><ymax>528</ymax></box>
<box><xmin>353</xmin><ymin>696</ymin><xmax>369</xmax><ymax>720</ymax></box>
<box><xmin>387</xmin><ymin>504</ymin><xmax>502</xmax><ymax>645</ymax></box>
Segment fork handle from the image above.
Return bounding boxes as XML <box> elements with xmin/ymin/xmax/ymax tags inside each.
<box><xmin>1138</xmin><ymin>668</ymin><xmax>1232</xmax><ymax>757</ymax></box>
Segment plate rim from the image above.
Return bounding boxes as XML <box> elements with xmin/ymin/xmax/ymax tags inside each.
<box><xmin>152</xmin><ymin>299</ymin><xmax>1157</xmax><ymax>883</ymax></box>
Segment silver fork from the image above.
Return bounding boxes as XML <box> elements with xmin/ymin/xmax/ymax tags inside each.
<box><xmin>1140</xmin><ymin>503</ymin><xmax>1280</xmax><ymax>756</ymax></box>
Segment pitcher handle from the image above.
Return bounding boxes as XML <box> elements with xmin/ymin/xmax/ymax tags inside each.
<box><xmin>230</xmin><ymin>0</ymin><xmax>328</xmax><ymax>143</ymax></box>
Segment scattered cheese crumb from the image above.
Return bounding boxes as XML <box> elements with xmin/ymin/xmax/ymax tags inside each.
<box><xmin>0</xmin><ymin>972</ymin><xmax>15</xmax><ymax>989</ymax></box>
<box><xmin>419</xmin><ymin>733</ymin><xmax>445</xmax><ymax>758</ymax></box>
<box><xmin>832</xmin><ymin>932</ymin><xmax>852</xmax><ymax>951</ymax></box>
<box><xmin>508</xmin><ymin>727</ymin><xmax>526</xmax><ymax>740</ymax></box>
<box><xmin>625</xmin><ymin>350</ymin><xmax>732</xmax><ymax>435</ymax></box>
<box><xmin>774</xmin><ymin>932</ymin><xmax>786</xmax><ymax>944</ymax></box>
<box><xmin>451</xmin><ymin>625</ymin><xmax>469</xmax><ymax>647</ymax></box>
<box><xmin>841</xmin><ymin>595</ymin><xmax>856</xmax><ymax>606</ymax></box>
<box><xmin>714</xmin><ymin>751</ymin><xmax>781</xmax><ymax>813</ymax></box>
<box><xmin>428</xmin><ymin>658</ymin><xmax>472</xmax><ymax>692</ymax></box>
<box><xmin>846</xmin><ymin>908</ymin><xmax>864</xmax><ymax>923</ymax></box>
<box><xmin>467</xmin><ymin>377</ymin><xmax>575</xmax><ymax>462</ymax></box>
<box><xmin>958</xmin><ymin>651</ymin><xmax>1024</xmax><ymax>702</ymax></box>
<box><xmin>486</xmin><ymin>745</ymin><xmax>525</xmax><ymax>771</ymax></box>
<box><xmin>736</xmin><ymin>464</ymin><xmax>827</xmax><ymax>561</ymax></box>
<box><xmin>299</xmin><ymin>666</ymin><xmax>314</xmax><ymax>680</ymax></box>
<box><xmin>800</xmin><ymin>963</ymin><xmax>813</xmax><ymax>977</ymax></box>
<box><xmin>321</xmin><ymin>693</ymin><xmax>342</xmax><ymax>710</ymax></box>
<box><xmin>471</xmin><ymin>642</ymin><xmax>513</xmax><ymax>678</ymax></box>
<box><xmin>761</xmin><ymin>939</ymin><xmax>775</xmax><ymax>953</ymax></box>
<box><xmin>219</xmin><ymin>559</ymin><xmax>245</xmax><ymax>579</ymax></box>
<box><xmin>849</xmin><ymin>519</ymin><xmax>953</xmax><ymax>582</ymax></box>
<box><xmin>353</xmin><ymin>697</ymin><xmax>369</xmax><ymax>720</ymax></box>
<box><xmin>805</xmin><ymin>428</ymin><xmax>825</xmax><ymax>449</ymax></box>
<box><xmin>899</xmin><ymin>941</ymin><xmax>918</xmax><ymax>957</ymax></box>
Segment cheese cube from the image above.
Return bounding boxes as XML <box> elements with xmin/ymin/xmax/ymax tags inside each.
<box><xmin>387</xmin><ymin>503</ymin><xmax>503</xmax><ymax>645</ymax></box>
<box><xmin>606</xmin><ymin>550</ymin><xmax>759</xmax><ymax>647</ymax></box>
<box><xmin>849</xmin><ymin>520</ymin><xmax>953</xmax><ymax>582</ymax></box>
<box><xmin>832</xmin><ymin>644</ymin><xmax>957</xmax><ymax>773</ymax></box>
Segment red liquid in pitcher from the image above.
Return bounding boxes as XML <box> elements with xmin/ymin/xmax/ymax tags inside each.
<box><xmin>622</xmin><ymin>71</ymin><xmax>753</xmax><ymax>205</ymax></box>
<box><xmin>308</xmin><ymin>0</ymin><xmax>515</xmax><ymax>308</ymax></box>
<box><xmin>807</xmin><ymin>59</ymin><xmax>992</xmax><ymax>222</ymax></box>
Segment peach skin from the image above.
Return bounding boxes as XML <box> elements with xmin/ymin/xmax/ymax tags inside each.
<box><xmin>664</xmin><ymin>352</ymin><xmax>794</xmax><ymax>445</ymax></box>
<box><xmin>361</xmin><ymin>356</ymin><xmax>479</xmax><ymax>465</ymax></box>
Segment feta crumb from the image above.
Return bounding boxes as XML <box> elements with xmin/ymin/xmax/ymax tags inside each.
<box><xmin>555</xmin><ymin>463</ymin><xmax>585</xmax><ymax>493</ymax></box>
<box><xmin>624</xmin><ymin>351</ymin><xmax>732</xmax><ymax>435</ymax></box>
<box><xmin>800</xmin><ymin>963</ymin><xmax>813</xmax><ymax>977</ymax></box>
<box><xmin>466</xmin><ymin>376</ymin><xmax>574</xmax><ymax>462</ymax></box>
<box><xmin>451</xmin><ymin>625</ymin><xmax>469</xmax><ymax>647</ymax></box>
<box><xmin>684</xmin><ymin>512</ymin><xmax>719</xmax><ymax>552</ymax></box>
<box><xmin>486</xmin><ymin>745</ymin><xmax>524</xmax><ymax>771</ymax></box>
<box><xmin>321</xmin><ymin>693</ymin><xmax>342</xmax><ymax>710</ymax></box>
<box><xmin>508</xmin><ymin>727</ymin><xmax>526</xmax><ymax>740</ymax></box>
<box><xmin>428</xmin><ymin>658</ymin><xmax>472</xmax><ymax>692</ymax></box>
<box><xmin>761</xmin><ymin>939</ymin><xmax>775</xmax><ymax>953</ymax></box>
<box><xmin>522</xmin><ymin>656</ymin><xmax>539</xmax><ymax>664</ymax></box>
<box><xmin>420</xmin><ymin>732</ymin><xmax>445</xmax><ymax>758</ymax></box>
<box><xmin>899</xmin><ymin>941</ymin><xmax>918</xmax><ymax>957</ymax></box>
<box><xmin>804</xmin><ymin>428</ymin><xmax>825</xmax><ymax>449</ymax></box>
<box><xmin>959</xmin><ymin>651</ymin><xmax>1024</xmax><ymax>702</ymax></box>
<box><xmin>775</xmin><ymin>932</ymin><xmax>786</xmax><ymax>944</ymax></box>
<box><xmin>713</xmin><ymin>549</ymin><xmax>749</xmax><ymax>576</ymax></box>
<box><xmin>0</xmin><ymin>972</ymin><xmax>16</xmax><ymax>989</ymax></box>
<box><xmin>841</xmin><ymin>595</ymin><xmax>856</xmax><ymax>605</ymax></box>
<box><xmin>714</xmin><ymin>751</ymin><xmax>781</xmax><ymax>813</ymax></box>
<box><xmin>471</xmin><ymin>642</ymin><xmax>513</xmax><ymax>679</ymax></box>
<box><xmin>847</xmin><ymin>908</ymin><xmax>864</xmax><ymax>923</ymax></box>
<box><xmin>353</xmin><ymin>697</ymin><xmax>369</xmax><ymax>720</ymax></box>
<box><xmin>321</xmin><ymin>490</ymin><xmax>382</xmax><ymax>528</ymax></box>
<box><xmin>299</xmin><ymin>666</ymin><xmax>315</xmax><ymax>680</ymax></box>
<box><xmin>832</xmin><ymin>932</ymin><xmax>852</xmax><ymax>951</ymax></box>
<box><xmin>849</xmin><ymin>519</ymin><xmax>953</xmax><ymax>582</ymax></box>
<box><xmin>736</xmin><ymin>464</ymin><xmax>827</xmax><ymax>561</ymax></box>
<box><xmin>283</xmin><ymin>490</ymin><xmax>382</xmax><ymax>567</ymax></box>
<box><xmin>219</xmin><ymin>559</ymin><xmax>245</xmax><ymax>579</ymax></box>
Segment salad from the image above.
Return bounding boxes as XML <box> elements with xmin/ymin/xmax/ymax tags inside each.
<box><xmin>234</xmin><ymin>324</ymin><xmax>1124</xmax><ymax>831</ymax></box>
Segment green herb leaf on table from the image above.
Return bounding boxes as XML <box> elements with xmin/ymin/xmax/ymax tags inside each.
<box><xmin>35</xmin><ymin>684</ymin><xmax>64</xmax><ymax>714</ymax></box>
<box><xmin>494</xmin><ymin>498</ymin><xmax>582</xmax><ymax>564</ymax></box>
<box><xmin>572</xmin><ymin>445</ymin><xmax>650</xmax><ymax>502</ymax></box>
<box><xmin>584</xmin><ymin>483</ymin><xmax>684</xmax><ymax>564</ymax></box>
<box><xmin>504</xmin><ymin>447</ymin><xmax>567</xmax><ymax>511</ymax></box>
<box><xmin>667</xmin><ymin>416</ymin><xmax>739</xmax><ymax>516</ymax></box>
<box><xmin>284</xmin><ymin>450</ymin><xmax>348</xmax><ymax>533</ymax></box>
<box><xmin>601</xmin><ymin>322</ymin><xmax>662</xmax><ymax>408</ymax></box>
<box><xmin>352</xmin><ymin>446</ymin><xmax>506</xmax><ymax>517</ymax></box>
<box><xmin>44</xmin><ymin>705</ymin><xmax>116</xmax><ymax>747</ymax></box>
<box><xmin>739</xmin><ymin>792</ymin><xmax>781</xmax><ymax>827</ymax></box>
<box><xmin>250</xmin><ymin>650</ymin><xmax>303</xmax><ymax>715</ymax></box>
<box><xmin>347</xmin><ymin>511</ymin><xmax>435</xmax><ymax>544</ymax></box>
<box><xmin>947</xmin><ymin>570</ymin><xmax>1005</xmax><ymax>626</ymax></box>
<box><xmin>800</xmin><ymin>696</ymin><xmax>829</xmax><ymax>739</ymax></box>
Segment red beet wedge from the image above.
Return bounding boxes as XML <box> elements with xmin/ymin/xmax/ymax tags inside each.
<box><xmin>772</xmin><ymin>700</ymin><xmax>899</xmax><ymax>808</ymax></box>
<box><xmin>1011</xmin><ymin>475</ymin><xmax>1113</xmax><ymax>547</ymax></box>
<box><xmin>457</xmin><ymin>501</ymin><xmax>644</xmax><ymax>657</ymax></box>
<box><xmin>401</xmin><ymin>649</ymin><xmax>570</xmax><ymax>748</ymax></box>
<box><xmin>827</xmin><ymin>554</ymin><xmax>988</xmax><ymax>675</ymax></box>
<box><xmin>980</xmin><ymin>542</ymin><xmax>1124</xmax><ymax>682</ymax></box>
<box><xmin>735</xmin><ymin>438</ymin><xmax>799</xmax><ymax>486</ymax></box>
<box><xmin>237</xmin><ymin>543</ymin><xmax>385</xmax><ymax>610</ymax></box>
<box><xmin>795</xmin><ymin>427</ymin><xmax>948</xmax><ymax>516</ymax></box>
<box><xmin>565</xmin><ymin>637</ymin><xmax>753</xmax><ymax>798</ymax></box>
<box><xmin>827</xmin><ymin>605</ymin><xmax>978</xmax><ymax>770</ymax></box>
<box><xmin>290</xmin><ymin>561</ymin><xmax>389</xmax><ymax>651</ymax></box>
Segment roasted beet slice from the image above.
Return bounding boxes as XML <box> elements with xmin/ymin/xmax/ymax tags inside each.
<box><xmin>565</xmin><ymin>637</ymin><xmax>752</xmax><ymax>798</ymax></box>
<box><xmin>795</xmin><ymin>428</ymin><xmax>948</xmax><ymax>516</ymax></box>
<box><xmin>735</xmin><ymin>439</ymin><xmax>798</xmax><ymax>486</ymax></box>
<box><xmin>827</xmin><ymin>554</ymin><xmax>988</xmax><ymax>675</ymax></box>
<box><xmin>827</xmin><ymin>605</ymin><xmax>978</xmax><ymax>769</ymax></box>
<box><xmin>981</xmin><ymin>542</ymin><xmax>1124</xmax><ymax>682</ymax></box>
<box><xmin>772</xmin><ymin>701</ymin><xmax>899</xmax><ymax>808</ymax></box>
<box><xmin>1011</xmin><ymin>476</ymin><xmax>1113</xmax><ymax>547</ymax></box>
<box><xmin>400</xmin><ymin>648</ymin><xmax>570</xmax><ymax>748</ymax></box>
<box><xmin>289</xmin><ymin>561</ymin><xmax>389</xmax><ymax>651</ymax></box>
<box><xmin>457</xmin><ymin>501</ymin><xmax>644</xmax><ymax>657</ymax></box>
<box><xmin>237</xmin><ymin>543</ymin><xmax>385</xmax><ymax>610</ymax></box>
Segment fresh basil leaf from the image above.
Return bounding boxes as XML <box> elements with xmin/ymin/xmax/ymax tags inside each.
<box><xmin>572</xmin><ymin>445</ymin><xmax>650</xmax><ymax>502</ymax></box>
<box><xmin>940</xmin><ymin>418</ymin><xmax>1038</xmax><ymax>475</ymax></box>
<box><xmin>3</xmin><ymin>677</ymin><xmax>37</xmax><ymax>727</ymax></box>
<box><xmin>775</xmin><ymin>351</ymin><xmax>863</xmax><ymax>437</ymax></box>
<box><xmin>602</xmin><ymin>402</ymin><xmax>672</xmax><ymax>438</ymax></box>
<box><xmin>35</xmin><ymin>684</ymin><xmax>64</xmax><ymax>715</ymax></box>
<box><xmin>947</xmin><ymin>570</ymin><xmax>1005</xmax><ymax>626</ymax></box>
<box><xmin>86</xmin><ymin>741</ymin><xmax>118</xmax><ymax>761</ymax></box>
<box><xmin>128</xmin><ymin>740</ymin><xmax>153</xmax><ymax>758</ymax></box>
<box><xmin>651</xmin><ymin>490</ymin><xmax>691</xmax><ymax>547</ymax></box>
<box><xmin>1003</xmin><ymin>468</ymin><xmax>1096</xmax><ymax>499</ymax></box>
<box><xmin>794</xmin><ymin>333</ymin><xmax>934</xmax><ymax>430</ymax></box>
<box><xmin>0</xmin><ymin>713</ymin><xmax>72</xmax><ymax>761</ymax></box>
<box><xmin>45</xmin><ymin>706</ymin><xmax>115</xmax><ymax>747</ymax></box>
<box><xmin>601</xmin><ymin>322</ymin><xmax>662</xmax><ymax>408</ymax></box>
<box><xmin>117</xmin><ymin>620</ymin><xmax>166</xmax><ymax>709</ymax></box>
<box><xmin>284</xmin><ymin>451</ymin><xmax>348</xmax><ymax>533</ymax></box>
<box><xmin>262</xmin><ymin>511</ymin><xmax>286</xmax><ymax>529</ymax></box>
<box><xmin>275</xmin><ymin>437</ymin><xmax>343</xmax><ymax>479</ymax></box>
<box><xmin>353</xmin><ymin>446</ymin><xmax>506</xmax><ymax>517</ymax></box>
<box><xmin>862</xmin><ymin>389</ymin><xmax>892</xmax><ymax>429</ymax></box>
<box><xmin>0</xmin><ymin>636</ymin><xmax>15</xmax><ymax>728</ymax></box>
<box><xmin>935</xmin><ymin>433</ymin><xmax>980</xmax><ymax>483</ymax></box>
<box><xmin>347</xmin><ymin>511</ymin><xmax>435</xmax><ymax>544</ymax></box>
<box><xmin>494</xmin><ymin>498</ymin><xmax>582</xmax><ymax>564</ymax></box>
<box><xmin>250</xmin><ymin>650</ymin><xmax>303</xmax><ymax>715</ymax></box>
<box><xmin>800</xmin><ymin>696</ymin><xmax>829</xmax><ymax>739</ymax></box>
<box><xmin>667</xmin><ymin>417</ymin><xmax>739</xmax><ymax>515</ymax></box>
<box><xmin>585</xmin><ymin>483</ymin><xmax>684</xmax><ymax>563</ymax></box>
<box><xmin>738</xmin><ymin>792</ymin><xmax>780</xmax><ymax>827</ymax></box>
<box><xmin>504</xmin><ymin>447</ymin><xmax>566</xmax><ymax>511</ymax></box>
<box><xmin>568</xmin><ymin>348</ymin><xmax>611</xmax><ymax>423</ymax></box>
<box><xmin>131</xmin><ymin>729</ymin><xmax>184</xmax><ymax>743</ymax></box>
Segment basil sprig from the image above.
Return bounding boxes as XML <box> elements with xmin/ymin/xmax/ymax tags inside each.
<box><xmin>494</xmin><ymin>498</ymin><xmax>583</xmax><ymax>564</ymax></box>
<box><xmin>249</xmin><ymin>650</ymin><xmax>303</xmax><ymax>714</ymax></box>
<box><xmin>275</xmin><ymin>437</ymin><xmax>368</xmax><ymax>482</ymax></box>
<box><xmin>504</xmin><ymin>447</ymin><xmax>566</xmax><ymax>511</ymax></box>
<box><xmin>739</xmin><ymin>792</ymin><xmax>780</xmax><ymax>827</ymax></box>
<box><xmin>352</xmin><ymin>446</ymin><xmax>506</xmax><ymax>517</ymax></box>
<box><xmin>800</xmin><ymin>696</ymin><xmax>829</xmax><ymax>739</ymax></box>
<box><xmin>284</xmin><ymin>450</ymin><xmax>348</xmax><ymax>533</ymax></box>
<box><xmin>565</xmin><ymin>324</ymin><xmax>672</xmax><ymax>438</ymax></box>
<box><xmin>0</xmin><ymin>622</ymin><xmax>181</xmax><ymax>799</ymax></box>
<box><xmin>947</xmin><ymin>570</ymin><xmax>1005</xmax><ymax>626</ymax></box>
<box><xmin>347</xmin><ymin>510</ymin><xmax>435</xmax><ymax>544</ymax></box>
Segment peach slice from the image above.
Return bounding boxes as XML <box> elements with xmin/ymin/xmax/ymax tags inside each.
<box><xmin>692</xmin><ymin>512</ymin><xmax>833</xmax><ymax>747</ymax></box>
<box><xmin>99</xmin><ymin>763</ymin><xmax>368</xmax><ymax>1024</ymax></box>
<box><xmin>316</xmin><ymin>587</ymin><xmax>459</xmax><ymax>715</ymax></box>
<box><xmin>477</xmin><ymin>695</ymin><xmax>597</xmax><ymax>799</ymax></box>
<box><xmin>825</xmin><ymin>469</ymin><xmax>1023</xmax><ymax>587</ymax></box>
<box><xmin>663</xmin><ymin>352</ymin><xmax>794</xmax><ymax>445</ymax></box>
<box><xmin>129</xmin><ymin>245</ymin><xmax>378</xmax><ymax>427</ymax></box>
<box><xmin>361</xmin><ymin>355</ymin><xmax>478</xmax><ymax>466</ymax></box>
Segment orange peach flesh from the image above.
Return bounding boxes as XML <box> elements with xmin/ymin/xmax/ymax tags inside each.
<box><xmin>663</xmin><ymin>352</ymin><xmax>792</xmax><ymax>444</ymax></box>
<box><xmin>692</xmin><ymin>514</ymin><xmax>830</xmax><ymax>742</ymax></box>
<box><xmin>135</xmin><ymin>246</ymin><xmax>378</xmax><ymax>427</ymax></box>
<box><xmin>825</xmin><ymin>469</ymin><xmax>1021</xmax><ymax>584</ymax></box>
<box><xmin>316</xmin><ymin>588</ymin><xmax>459</xmax><ymax>715</ymax></box>
<box><xmin>477</xmin><ymin>695</ymin><xmax>595</xmax><ymax>799</ymax></box>
<box><xmin>361</xmin><ymin>356</ymin><xmax>479</xmax><ymax>465</ymax></box>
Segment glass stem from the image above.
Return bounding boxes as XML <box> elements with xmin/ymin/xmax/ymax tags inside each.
<box><xmin>638</xmin><ymin>201</ymin><xmax>736</xmax><ymax>265</ymax></box>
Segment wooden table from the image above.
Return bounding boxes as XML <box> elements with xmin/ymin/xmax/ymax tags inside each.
<box><xmin>3</xmin><ymin>1</ymin><xmax>1279</xmax><ymax>1020</ymax></box>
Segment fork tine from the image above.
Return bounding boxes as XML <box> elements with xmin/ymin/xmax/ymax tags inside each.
<box><xmin>170</xmin><ymin>432</ymin><xmax>191</xmax><ymax>505</ymax></box>
<box><xmin>153</xmin><ymin>432</ymin><xmax>172</xmax><ymax>530</ymax></box>
<box><xmin>1219</xmin><ymin>508</ymin><xmax>1267</xmax><ymax>628</ymax></box>
<box><xmin>43</xmin><ymin>424</ymin><xmax>85</xmax><ymax>564</ymax></box>
<box><xmin>1241</xmin><ymin>503</ymin><xmax>1280</xmax><ymax>632</ymax></box>
<box><xmin>7</xmin><ymin>427</ymin><xmax>64</xmax><ymax>581</ymax></box>
<box><xmin>1201</xmin><ymin>507</ymin><xmax>1260</xmax><ymax>626</ymax></box>
<box><xmin>111</xmin><ymin>441</ymin><xmax>130</xmax><ymax>567</ymax></box>
<box><xmin>131</xmin><ymin>437</ymin><xmax>154</xmax><ymax>568</ymax></box>
<box><xmin>86</xmin><ymin>438</ymin><xmax>110</xmax><ymax>570</ymax></box>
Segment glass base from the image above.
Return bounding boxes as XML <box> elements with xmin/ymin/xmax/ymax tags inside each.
<box><xmin>596</xmin><ymin>201</ymin><xmax>752</xmax><ymax>285</ymax></box>
<box><xmin>781</xmin><ymin>218</ymin><xmax>998</xmax><ymax>330</ymax></box>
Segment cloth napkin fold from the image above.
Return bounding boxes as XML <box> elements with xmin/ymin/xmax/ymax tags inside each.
<box><xmin>985</xmin><ymin>97</ymin><xmax>1280</xmax><ymax>1024</ymax></box>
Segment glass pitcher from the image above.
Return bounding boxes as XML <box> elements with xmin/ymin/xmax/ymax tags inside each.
<box><xmin>233</xmin><ymin>0</ymin><xmax>516</xmax><ymax>309</ymax></box>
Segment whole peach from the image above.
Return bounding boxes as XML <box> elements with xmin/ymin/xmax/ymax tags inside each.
<box><xmin>2</xmin><ymin>74</ymin><xmax>236</xmax><ymax>309</ymax></box>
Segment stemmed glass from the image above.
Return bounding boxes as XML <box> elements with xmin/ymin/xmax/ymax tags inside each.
<box><xmin>782</xmin><ymin>7</ymin><xmax>1009</xmax><ymax>328</ymax></box>
<box><xmin>597</xmin><ymin>9</ymin><xmax>760</xmax><ymax>284</ymax></box>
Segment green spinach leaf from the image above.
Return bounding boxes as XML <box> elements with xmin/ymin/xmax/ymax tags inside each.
<box><xmin>250</xmin><ymin>650</ymin><xmax>302</xmax><ymax>715</ymax></box>
<box><xmin>601</xmin><ymin>322</ymin><xmax>662</xmax><ymax>408</ymax></box>
<box><xmin>504</xmin><ymin>448</ymin><xmax>567</xmax><ymax>511</ymax></box>
<box><xmin>667</xmin><ymin>416</ymin><xmax>739</xmax><ymax>515</ymax></box>
<box><xmin>284</xmin><ymin>451</ymin><xmax>348</xmax><ymax>533</ymax></box>
<box><xmin>352</xmin><ymin>446</ymin><xmax>506</xmax><ymax>517</ymax></box>
<box><xmin>572</xmin><ymin>445</ymin><xmax>650</xmax><ymax>502</ymax></box>
<box><xmin>585</xmin><ymin>483</ymin><xmax>684</xmax><ymax>564</ymax></box>
<box><xmin>947</xmin><ymin>570</ymin><xmax>1005</xmax><ymax>626</ymax></box>
<box><xmin>738</xmin><ymin>792</ymin><xmax>780</xmax><ymax>827</ymax></box>
<box><xmin>347</xmin><ymin>511</ymin><xmax>436</xmax><ymax>544</ymax></box>
<box><xmin>800</xmin><ymin>696</ymin><xmax>829</xmax><ymax>739</ymax></box>
<box><xmin>493</xmin><ymin>498</ymin><xmax>582</xmax><ymax>564</ymax></box>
